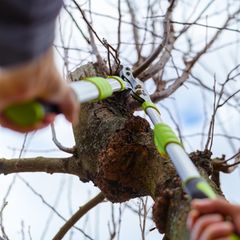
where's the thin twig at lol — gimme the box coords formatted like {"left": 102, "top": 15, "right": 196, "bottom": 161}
{"left": 151, "top": 6, "right": 240, "bottom": 102}
{"left": 116, "top": 0, "right": 122, "bottom": 53}
{"left": 18, "top": 175, "right": 94, "bottom": 240}
{"left": 51, "top": 123, "right": 75, "bottom": 154}
{"left": 126, "top": 0, "right": 142, "bottom": 60}
{"left": 63, "top": 4, "right": 90, "bottom": 44}
{"left": 72, "top": 0, "right": 118, "bottom": 70}
{"left": 40, "top": 178, "right": 66, "bottom": 240}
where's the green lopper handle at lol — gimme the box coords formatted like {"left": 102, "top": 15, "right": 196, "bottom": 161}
{"left": 3, "top": 101, "right": 60, "bottom": 127}
{"left": 153, "top": 123, "right": 182, "bottom": 156}
{"left": 231, "top": 234, "right": 240, "bottom": 240}
{"left": 184, "top": 177, "right": 216, "bottom": 200}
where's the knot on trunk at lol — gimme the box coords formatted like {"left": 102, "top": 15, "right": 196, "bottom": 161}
{"left": 152, "top": 177, "right": 183, "bottom": 233}
{"left": 95, "top": 116, "right": 156, "bottom": 202}
{"left": 190, "top": 150, "right": 213, "bottom": 176}
{"left": 153, "top": 189, "right": 173, "bottom": 233}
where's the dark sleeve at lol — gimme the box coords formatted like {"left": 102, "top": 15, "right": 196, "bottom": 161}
{"left": 0, "top": 0, "right": 63, "bottom": 67}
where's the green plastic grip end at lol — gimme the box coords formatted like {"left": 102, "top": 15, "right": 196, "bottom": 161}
{"left": 107, "top": 76, "right": 126, "bottom": 91}
{"left": 153, "top": 123, "right": 181, "bottom": 156}
{"left": 3, "top": 101, "right": 45, "bottom": 126}
{"left": 84, "top": 77, "right": 113, "bottom": 100}
{"left": 142, "top": 101, "right": 160, "bottom": 114}
{"left": 184, "top": 178, "right": 240, "bottom": 240}
{"left": 196, "top": 181, "right": 217, "bottom": 199}
{"left": 230, "top": 234, "right": 240, "bottom": 240}
{"left": 183, "top": 177, "right": 217, "bottom": 199}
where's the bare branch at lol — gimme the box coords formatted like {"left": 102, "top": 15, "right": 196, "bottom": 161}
{"left": 108, "top": 203, "right": 116, "bottom": 240}
{"left": 40, "top": 178, "right": 66, "bottom": 240}
{"left": 151, "top": 6, "right": 240, "bottom": 102}
{"left": 0, "top": 157, "right": 80, "bottom": 176}
{"left": 133, "top": 0, "right": 176, "bottom": 77}
{"left": 17, "top": 175, "right": 94, "bottom": 240}
{"left": 0, "top": 202, "right": 9, "bottom": 240}
{"left": 52, "top": 192, "right": 105, "bottom": 240}
{"left": 205, "top": 75, "right": 217, "bottom": 151}
{"left": 63, "top": 4, "right": 90, "bottom": 44}
{"left": 71, "top": 0, "right": 107, "bottom": 69}
{"left": 125, "top": 0, "right": 142, "bottom": 60}
{"left": 116, "top": 0, "right": 122, "bottom": 53}
{"left": 212, "top": 155, "right": 240, "bottom": 174}
{"left": 172, "top": 20, "right": 240, "bottom": 34}
{"left": 51, "top": 123, "right": 76, "bottom": 154}
{"left": 138, "top": 197, "right": 148, "bottom": 240}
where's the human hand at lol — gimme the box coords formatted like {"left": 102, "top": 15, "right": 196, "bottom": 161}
{"left": 0, "top": 48, "right": 79, "bottom": 132}
{"left": 187, "top": 198, "right": 240, "bottom": 240}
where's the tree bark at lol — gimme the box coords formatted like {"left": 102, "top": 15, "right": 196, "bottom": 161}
{"left": 68, "top": 63, "right": 222, "bottom": 239}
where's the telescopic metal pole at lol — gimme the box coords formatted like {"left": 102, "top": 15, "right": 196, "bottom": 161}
{"left": 146, "top": 107, "right": 201, "bottom": 182}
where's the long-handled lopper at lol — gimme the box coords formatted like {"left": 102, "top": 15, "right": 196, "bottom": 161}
{"left": 3, "top": 66, "right": 240, "bottom": 240}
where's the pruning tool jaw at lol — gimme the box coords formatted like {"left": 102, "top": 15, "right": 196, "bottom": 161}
{"left": 119, "top": 66, "right": 151, "bottom": 103}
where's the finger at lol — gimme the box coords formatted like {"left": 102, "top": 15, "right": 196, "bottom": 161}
{"left": 191, "top": 214, "right": 223, "bottom": 240}
{"left": 199, "top": 222, "right": 233, "bottom": 240}
{"left": 0, "top": 86, "right": 39, "bottom": 113}
{"left": 59, "top": 88, "right": 79, "bottom": 124}
{"left": 39, "top": 64, "right": 66, "bottom": 103}
{"left": 233, "top": 214, "right": 240, "bottom": 235}
{"left": 191, "top": 199, "right": 236, "bottom": 216}
{"left": 187, "top": 209, "right": 200, "bottom": 229}
{"left": 38, "top": 66, "right": 79, "bottom": 124}
{"left": 0, "top": 60, "right": 43, "bottom": 111}
{"left": 192, "top": 198, "right": 240, "bottom": 233}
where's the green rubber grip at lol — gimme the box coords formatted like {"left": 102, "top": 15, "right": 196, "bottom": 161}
{"left": 184, "top": 177, "right": 217, "bottom": 199}
{"left": 196, "top": 181, "right": 217, "bottom": 199}
{"left": 3, "top": 101, "right": 45, "bottom": 127}
{"left": 142, "top": 101, "right": 160, "bottom": 114}
{"left": 107, "top": 76, "right": 126, "bottom": 91}
{"left": 84, "top": 77, "right": 113, "bottom": 100}
{"left": 153, "top": 123, "right": 181, "bottom": 156}
{"left": 230, "top": 234, "right": 240, "bottom": 240}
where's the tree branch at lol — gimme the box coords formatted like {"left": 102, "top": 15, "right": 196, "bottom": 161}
{"left": 0, "top": 157, "right": 80, "bottom": 176}
{"left": 151, "top": 6, "right": 240, "bottom": 102}
{"left": 52, "top": 192, "right": 105, "bottom": 240}
{"left": 125, "top": 0, "right": 142, "bottom": 60}
{"left": 51, "top": 123, "right": 76, "bottom": 154}
{"left": 133, "top": 0, "right": 176, "bottom": 77}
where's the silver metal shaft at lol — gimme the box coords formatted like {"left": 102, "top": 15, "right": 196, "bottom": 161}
{"left": 146, "top": 107, "right": 163, "bottom": 125}
{"left": 146, "top": 107, "right": 201, "bottom": 182}
{"left": 69, "top": 78, "right": 123, "bottom": 103}
{"left": 166, "top": 144, "right": 201, "bottom": 181}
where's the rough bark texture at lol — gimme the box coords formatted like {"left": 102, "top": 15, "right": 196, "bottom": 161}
{"left": 68, "top": 63, "right": 222, "bottom": 240}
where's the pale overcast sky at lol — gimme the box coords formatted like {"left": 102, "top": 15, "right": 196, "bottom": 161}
{"left": 0, "top": 1, "right": 240, "bottom": 239}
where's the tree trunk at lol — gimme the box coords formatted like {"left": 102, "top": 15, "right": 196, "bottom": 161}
{"left": 68, "top": 63, "right": 221, "bottom": 240}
